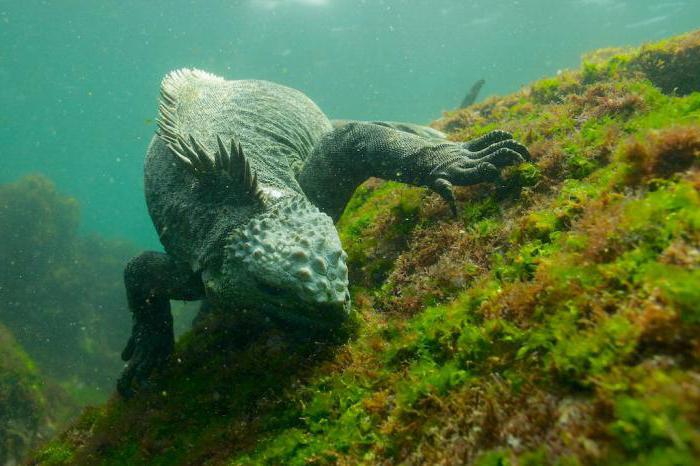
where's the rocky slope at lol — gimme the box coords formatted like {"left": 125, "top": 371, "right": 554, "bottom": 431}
{"left": 32, "top": 30, "right": 700, "bottom": 465}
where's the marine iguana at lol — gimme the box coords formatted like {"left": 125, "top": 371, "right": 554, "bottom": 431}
{"left": 118, "top": 69, "right": 530, "bottom": 397}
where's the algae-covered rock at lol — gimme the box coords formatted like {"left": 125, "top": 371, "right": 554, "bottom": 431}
{"left": 581, "top": 31, "right": 700, "bottom": 96}
{"left": 0, "top": 324, "right": 76, "bottom": 466}
{"left": 31, "top": 30, "right": 700, "bottom": 465}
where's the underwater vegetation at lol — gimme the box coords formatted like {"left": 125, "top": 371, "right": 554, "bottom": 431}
{"left": 31, "top": 30, "right": 700, "bottom": 465}
{"left": 0, "top": 175, "right": 141, "bottom": 462}
{"left": 0, "top": 323, "right": 77, "bottom": 465}
{"left": 0, "top": 175, "right": 136, "bottom": 402}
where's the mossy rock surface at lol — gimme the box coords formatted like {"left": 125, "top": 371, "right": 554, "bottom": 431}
{"left": 0, "top": 324, "right": 76, "bottom": 465}
{"left": 31, "top": 30, "right": 700, "bottom": 466}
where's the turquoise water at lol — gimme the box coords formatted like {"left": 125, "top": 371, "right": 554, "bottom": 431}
{"left": 1, "top": 0, "right": 699, "bottom": 248}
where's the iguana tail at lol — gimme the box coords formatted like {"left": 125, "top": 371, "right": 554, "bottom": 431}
{"left": 459, "top": 78, "right": 486, "bottom": 108}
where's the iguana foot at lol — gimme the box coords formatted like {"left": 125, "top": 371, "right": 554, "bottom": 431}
{"left": 117, "top": 313, "right": 174, "bottom": 398}
{"left": 427, "top": 130, "right": 530, "bottom": 214}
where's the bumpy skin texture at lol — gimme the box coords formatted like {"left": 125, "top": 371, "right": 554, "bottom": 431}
{"left": 118, "top": 69, "right": 529, "bottom": 397}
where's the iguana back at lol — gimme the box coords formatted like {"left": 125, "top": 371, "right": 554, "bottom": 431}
{"left": 145, "top": 69, "right": 333, "bottom": 269}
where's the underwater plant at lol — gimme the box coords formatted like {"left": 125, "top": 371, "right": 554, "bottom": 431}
{"left": 0, "top": 323, "right": 77, "bottom": 465}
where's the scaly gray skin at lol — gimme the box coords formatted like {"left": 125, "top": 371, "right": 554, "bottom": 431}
{"left": 118, "top": 69, "right": 530, "bottom": 397}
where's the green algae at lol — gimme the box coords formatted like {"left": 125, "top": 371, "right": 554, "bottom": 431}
{"left": 336, "top": 180, "right": 425, "bottom": 287}
{"left": 0, "top": 324, "right": 44, "bottom": 463}
{"left": 31, "top": 29, "right": 700, "bottom": 466}
{"left": 0, "top": 324, "right": 77, "bottom": 465}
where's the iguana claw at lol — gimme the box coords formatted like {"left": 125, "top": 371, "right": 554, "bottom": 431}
{"left": 431, "top": 177, "right": 457, "bottom": 216}
{"left": 117, "top": 316, "right": 174, "bottom": 398}
{"left": 427, "top": 130, "right": 529, "bottom": 214}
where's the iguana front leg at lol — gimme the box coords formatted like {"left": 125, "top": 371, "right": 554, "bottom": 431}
{"left": 298, "top": 122, "right": 529, "bottom": 220}
{"left": 118, "top": 251, "right": 204, "bottom": 398}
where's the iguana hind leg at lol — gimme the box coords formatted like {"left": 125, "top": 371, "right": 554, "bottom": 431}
{"left": 299, "top": 123, "right": 529, "bottom": 220}
{"left": 118, "top": 251, "right": 204, "bottom": 398}
{"left": 331, "top": 119, "right": 447, "bottom": 141}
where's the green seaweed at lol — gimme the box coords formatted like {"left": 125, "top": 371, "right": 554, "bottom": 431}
{"left": 0, "top": 324, "right": 77, "bottom": 464}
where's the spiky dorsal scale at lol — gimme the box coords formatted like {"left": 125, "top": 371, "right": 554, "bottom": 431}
{"left": 156, "top": 68, "right": 265, "bottom": 205}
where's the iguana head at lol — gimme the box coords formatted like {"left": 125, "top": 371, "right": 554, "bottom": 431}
{"left": 217, "top": 194, "right": 350, "bottom": 325}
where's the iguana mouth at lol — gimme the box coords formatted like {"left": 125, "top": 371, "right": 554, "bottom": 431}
{"left": 260, "top": 298, "right": 349, "bottom": 331}
{"left": 253, "top": 275, "right": 349, "bottom": 324}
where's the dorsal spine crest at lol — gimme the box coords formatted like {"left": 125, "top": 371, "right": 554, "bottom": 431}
{"left": 156, "top": 69, "right": 265, "bottom": 206}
